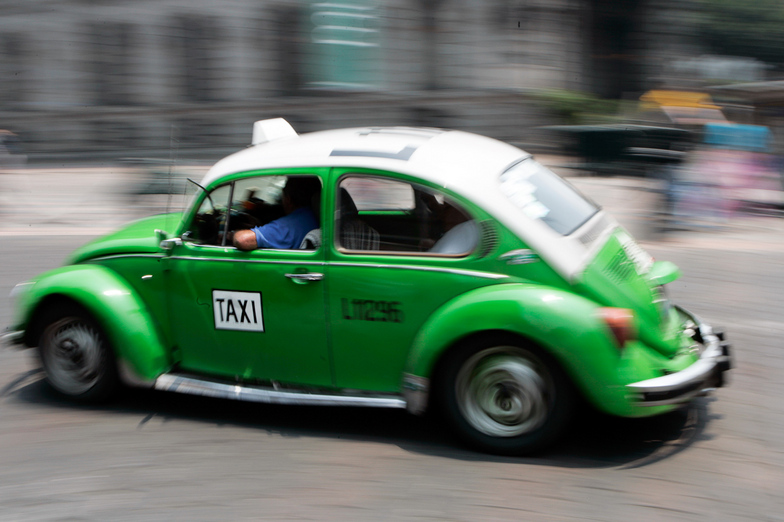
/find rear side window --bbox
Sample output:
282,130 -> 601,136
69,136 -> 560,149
340,177 -> 414,211
500,158 -> 598,235
337,175 -> 477,255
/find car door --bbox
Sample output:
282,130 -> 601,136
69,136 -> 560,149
325,170 -> 497,393
165,170 -> 332,387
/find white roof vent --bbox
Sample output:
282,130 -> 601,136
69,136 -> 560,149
251,118 -> 298,146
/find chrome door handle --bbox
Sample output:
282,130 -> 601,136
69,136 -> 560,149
285,272 -> 324,282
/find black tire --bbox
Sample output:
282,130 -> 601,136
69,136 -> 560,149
37,303 -> 119,402
438,334 -> 574,455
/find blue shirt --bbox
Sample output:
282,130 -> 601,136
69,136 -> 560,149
251,207 -> 318,249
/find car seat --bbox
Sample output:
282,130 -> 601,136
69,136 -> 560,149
339,188 -> 380,250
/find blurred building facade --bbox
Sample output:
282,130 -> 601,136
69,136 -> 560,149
0,0 -> 702,161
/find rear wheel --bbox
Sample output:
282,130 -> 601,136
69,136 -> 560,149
440,336 -> 573,455
38,305 -> 119,401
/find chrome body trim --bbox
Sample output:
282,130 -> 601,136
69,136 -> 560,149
171,256 -> 504,279
626,306 -> 732,406
329,262 -> 508,280
154,373 -> 407,409
500,249 -> 539,265
170,256 -> 326,267
90,254 -> 166,261
94,253 -> 502,279
179,243 -> 314,253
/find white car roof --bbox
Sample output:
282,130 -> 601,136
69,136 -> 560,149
200,122 -> 617,281
201,125 -> 527,199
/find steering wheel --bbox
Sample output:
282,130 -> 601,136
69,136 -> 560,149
225,208 -> 260,232
194,210 -> 222,245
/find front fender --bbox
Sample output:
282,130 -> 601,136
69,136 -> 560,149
17,264 -> 170,383
405,283 -> 628,410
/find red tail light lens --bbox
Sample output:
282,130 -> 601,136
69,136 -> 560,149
598,308 -> 637,349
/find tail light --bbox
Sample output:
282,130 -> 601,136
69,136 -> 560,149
598,308 -> 637,349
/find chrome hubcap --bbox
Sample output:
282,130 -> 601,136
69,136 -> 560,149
42,318 -> 102,395
456,347 -> 551,437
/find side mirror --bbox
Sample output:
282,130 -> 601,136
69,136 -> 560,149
159,237 -> 183,252
156,230 -> 182,253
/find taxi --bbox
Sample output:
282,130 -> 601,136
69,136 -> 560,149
3,119 -> 732,455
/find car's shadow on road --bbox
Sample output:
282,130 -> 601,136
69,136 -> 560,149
7,371 -> 720,469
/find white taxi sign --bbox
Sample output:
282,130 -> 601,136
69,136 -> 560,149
212,290 -> 264,332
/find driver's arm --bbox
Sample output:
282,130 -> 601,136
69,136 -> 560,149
233,229 -> 258,251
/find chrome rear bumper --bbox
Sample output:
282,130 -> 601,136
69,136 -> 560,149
627,307 -> 732,406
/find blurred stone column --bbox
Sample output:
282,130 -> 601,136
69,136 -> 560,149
418,0 -> 445,90
0,34 -> 29,109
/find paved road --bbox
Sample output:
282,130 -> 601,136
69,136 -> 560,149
1,166 -> 783,520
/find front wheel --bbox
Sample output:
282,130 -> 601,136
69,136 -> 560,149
38,305 -> 119,402
440,337 -> 574,455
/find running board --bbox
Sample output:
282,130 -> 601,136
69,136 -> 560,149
154,373 -> 407,409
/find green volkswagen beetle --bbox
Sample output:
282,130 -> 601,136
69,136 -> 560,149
3,119 -> 732,455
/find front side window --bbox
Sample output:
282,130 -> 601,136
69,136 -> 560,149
336,175 -> 478,255
500,158 -> 599,235
186,174 -> 321,250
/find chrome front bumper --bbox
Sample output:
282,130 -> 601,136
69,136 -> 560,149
1,329 -> 25,348
627,307 -> 732,406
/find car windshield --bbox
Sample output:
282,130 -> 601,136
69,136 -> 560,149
499,158 -> 599,235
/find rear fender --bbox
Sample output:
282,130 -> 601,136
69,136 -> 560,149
405,284 -> 624,408
18,264 -> 170,384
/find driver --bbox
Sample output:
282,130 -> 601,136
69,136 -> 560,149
233,177 -> 320,251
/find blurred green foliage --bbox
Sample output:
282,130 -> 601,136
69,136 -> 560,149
697,0 -> 784,66
534,89 -> 625,124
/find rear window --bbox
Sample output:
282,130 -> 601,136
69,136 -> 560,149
500,158 -> 599,235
